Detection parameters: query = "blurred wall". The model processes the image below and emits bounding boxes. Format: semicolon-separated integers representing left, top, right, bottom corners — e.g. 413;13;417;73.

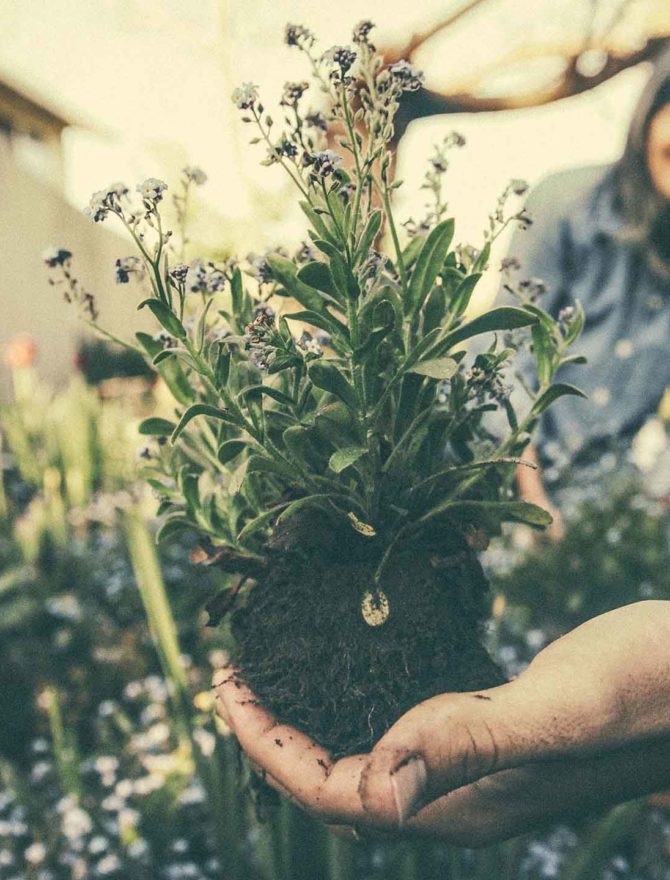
0;142;150;402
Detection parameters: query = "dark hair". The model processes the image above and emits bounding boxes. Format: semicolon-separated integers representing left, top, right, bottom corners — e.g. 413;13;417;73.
610;52;670;277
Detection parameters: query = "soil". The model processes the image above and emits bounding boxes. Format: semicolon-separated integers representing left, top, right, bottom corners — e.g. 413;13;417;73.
230;512;505;759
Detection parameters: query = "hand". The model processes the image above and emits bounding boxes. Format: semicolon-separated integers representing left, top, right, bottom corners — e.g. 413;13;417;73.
215;601;670;844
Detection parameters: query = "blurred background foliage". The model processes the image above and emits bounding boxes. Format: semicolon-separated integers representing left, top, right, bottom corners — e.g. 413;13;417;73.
2;343;670;879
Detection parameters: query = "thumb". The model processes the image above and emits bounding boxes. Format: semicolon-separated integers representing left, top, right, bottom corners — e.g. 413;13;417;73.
359;681;538;827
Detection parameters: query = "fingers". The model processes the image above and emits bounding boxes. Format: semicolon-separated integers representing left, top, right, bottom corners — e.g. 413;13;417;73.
359;685;518;824
213;667;370;825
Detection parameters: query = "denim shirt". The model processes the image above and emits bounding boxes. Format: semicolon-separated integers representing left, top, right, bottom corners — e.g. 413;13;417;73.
504;164;670;484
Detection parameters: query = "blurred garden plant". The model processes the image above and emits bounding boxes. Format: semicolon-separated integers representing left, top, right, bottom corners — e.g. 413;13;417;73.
48;21;587;758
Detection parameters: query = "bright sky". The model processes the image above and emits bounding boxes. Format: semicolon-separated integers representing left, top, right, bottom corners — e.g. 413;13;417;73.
0;0;653;277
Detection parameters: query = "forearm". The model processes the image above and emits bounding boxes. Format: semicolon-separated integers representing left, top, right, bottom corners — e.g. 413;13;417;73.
490;601;670;770
409;737;670;845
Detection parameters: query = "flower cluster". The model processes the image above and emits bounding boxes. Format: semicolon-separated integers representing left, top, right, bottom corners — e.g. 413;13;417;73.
280;81;309;106
243;306;276;370
231;82;259;111
42;246;72;268
137;178;168;203
114;256;144;284
284;23;314;49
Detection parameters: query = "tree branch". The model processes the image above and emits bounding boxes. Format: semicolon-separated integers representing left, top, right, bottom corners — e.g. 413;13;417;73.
392;35;670;141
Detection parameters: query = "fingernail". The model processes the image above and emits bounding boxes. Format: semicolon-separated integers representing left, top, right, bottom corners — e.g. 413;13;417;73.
390;756;427;826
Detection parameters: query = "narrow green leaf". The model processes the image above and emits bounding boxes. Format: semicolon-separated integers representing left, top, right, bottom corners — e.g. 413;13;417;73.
231;268;244;317
329;251;360;301
156;516;192;543
531;382;587;417
406;218;455;315
284;309;349;342
238;505;288;542
228;458;248;496
355;210;382;262
267;255;340;313
297;262;336;296
138;298;187;339
171;404;236;443
439;307;538;352
239;384;296;407
419;499;552;529
308;361;357;410
408;357;458;379
136;332;162;358
450;273;482;317
153;349;176;366
329;446;366;473
276;494;348;526
138;417;177;436
218;439;247;465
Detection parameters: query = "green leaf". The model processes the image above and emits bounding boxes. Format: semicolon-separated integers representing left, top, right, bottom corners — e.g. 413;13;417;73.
231;268;244;317
308;361;357;410
239;384;296;407
439;307;538;352
423;286;447;333
228;458;248;496
450;273;482;317
276;494;346;526
156;516;192;543
406;218;454;315
138;417;177;436
158;360;195;406
472;241;491;273
237;505;288;542
136;332;162;358
284;309;349;342
297;261;337;296
152;349;176;366
401;232;425;269
267;254;340;313
300;200;338;245
329;446;366;473
531;382;587;417
171;404;237;443
419;499;552;529
218;439;247;465
247;453;296;482
355;210;382;262
329;251;360;301
408;357;458;379
531;324;553;386
138;298;187;339
215;347;231;386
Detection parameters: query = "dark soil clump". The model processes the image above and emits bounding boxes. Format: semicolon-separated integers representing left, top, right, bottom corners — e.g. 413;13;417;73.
231;514;505;759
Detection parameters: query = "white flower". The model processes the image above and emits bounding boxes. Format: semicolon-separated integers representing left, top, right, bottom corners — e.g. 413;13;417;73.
114;779;133;799
88;836;109;855
136;178;168;202
94;756;119;776
193;727;216;757
84;190;111;222
61;805;92;840
232;82;259;110
97;854;122;875
127;839;149;859
24;842;47;864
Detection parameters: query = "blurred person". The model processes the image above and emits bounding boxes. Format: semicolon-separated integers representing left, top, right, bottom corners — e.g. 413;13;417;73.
215;599;670;844
506;51;670;540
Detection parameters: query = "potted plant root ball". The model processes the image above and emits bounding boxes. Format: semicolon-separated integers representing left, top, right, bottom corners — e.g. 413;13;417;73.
48;21;586;760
